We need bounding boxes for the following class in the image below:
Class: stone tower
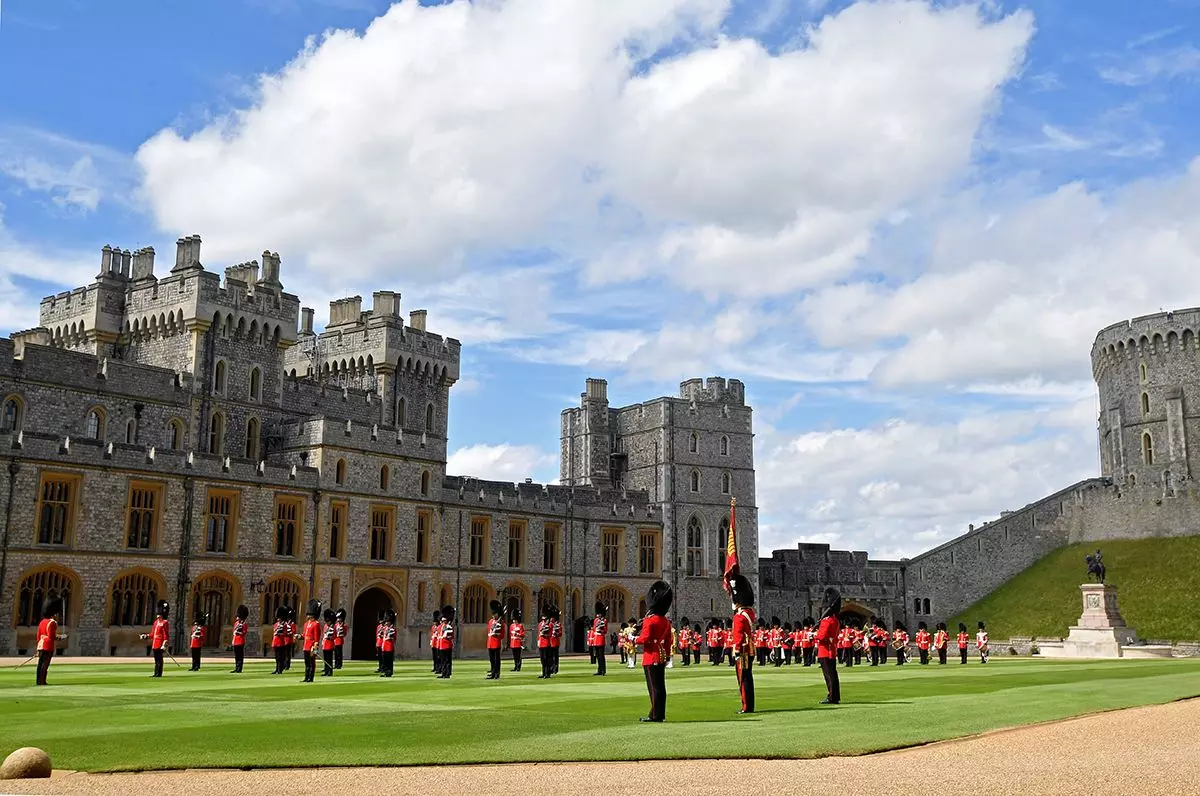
[561,376,758,622]
[1092,309,1200,491]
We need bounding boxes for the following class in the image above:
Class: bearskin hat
[958,622,967,632]
[306,599,321,619]
[771,616,781,627]
[594,600,607,616]
[783,622,793,632]
[194,611,208,625]
[432,609,442,622]
[276,604,290,621]
[821,588,841,619]
[680,616,690,627]
[803,616,814,628]
[384,608,397,623]
[41,597,62,619]
[918,621,928,630]
[726,573,754,608]
[236,604,249,621]
[378,609,387,622]
[978,621,986,630]
[334,608,346,622]
[442,605,456,622]
[287,606,297,621]
[323,609,336,623]
[490,600,503,617]
[545,604,559,620]
[511,608,523,624]
[894,621,906,631]
[937,622,946,631]
[646,580,673,616]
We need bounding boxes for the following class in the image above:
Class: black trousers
[489,647,501,678]
[736,658,754,713]
[378,647,384,672]
[960,647,968,664]
[36,651,53,685]
[274,646,288,674]
[620,645,627,663]
[643,664,666,721]
[589,645,596,663]
[854,648,863,665]
[880,645,889,663]
[285,644,293,669]
[323,648,334,676]
[233,644,245,672]
[441,649,453,678]
[539,647,551,677]
[680,648,690,666]
[512,647,522,670]
[335,645,344,669]
[692,649,700,664]
[593,646,606,674]
[820,657,840,704]
[190,648,201,670]
[938,647,947,664]
[551,647,560,673]
[382,650,394,677]
[303,651,316,682]
[153,648,165,677]
[919,649,929,665]
[870,646,879,666]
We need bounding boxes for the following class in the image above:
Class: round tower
[1091,308,1200,489]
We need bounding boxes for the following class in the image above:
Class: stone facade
[0,236,693,660]
[758,543,903,626]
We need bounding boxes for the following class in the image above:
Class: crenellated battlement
[440,475,659,518]
[679,376,746,406]
[1091,307,1200,379]
[0,341,191,403]
[278,413,446,461]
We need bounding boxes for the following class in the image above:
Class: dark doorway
[352,587,394,661]
[573,617,588,653]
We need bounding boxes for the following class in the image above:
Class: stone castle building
[758,308,1200,632]
[0,236,757,659]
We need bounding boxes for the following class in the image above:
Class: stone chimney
[409,309,427,332]
[372,291,400,318]
[300,307,315,335]
[98,245,114,278]
[259,251,281,288]
[329,296,363,326]
[172,235,202,272]
[131,247,156,281]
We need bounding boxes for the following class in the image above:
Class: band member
[285,606,296,670]
[768,617,782,667]
[790,623,803,665]
[380,609,396,677]
[892,621,909,665]
[667,623,677,669]
[866,616,880,666]
[140,600,171,678]
[549,606,562,674]
[678,616,691,666]
[624,621,638,668]
[706,621,720,665]
[691,623,702,664]
[976,621,989,664]
[782,622,794,665]
[816,588,841,705]
[376,609,385,673]
[34,598,64,686]
[487,600,504,679]
[189,612,207,671]
[915,622,931,665]
[270,605,288,674]
[434,609,448,672]
[725,574,757,715]
[934,622,949,664]
[438,605,456,678]
[852,623,865,666]
[301,600,321,683]
[636,580,674,722]
[322,609,336,677]
[231,605,248,673]
[837,625,853,668]
[537,608,552,678]
[799,618,816,666]
[333,608,347,669]
[877,620,891,664]
[957,622,969,664]
[753,620,767,667]
[509,608,525,671]
[592,600,608,676]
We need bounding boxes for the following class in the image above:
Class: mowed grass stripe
[1,657,1197,771]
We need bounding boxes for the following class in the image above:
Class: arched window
[245,418,260,460]
[397,397,406,427]
[192,573,236,644]
[722,472,731,494]
[85,408,104,440]
[690,470,700,492]
[125,419,137,444]
[213,360,226,395]
[15,567,77,628]
[425,403,435,432]
[1,396,22,433]
[498,583,528,619]
[538,584,563,619]
[462,583,491,624]
[167,419,184,450]
[335,459,347,485]
[208,412,225,454]
[716,516,730,574]
[420,470,430,496]
[923,598,931,614]
[108,570,164,626]
[914,598,921,613]
[1140,363,1147,383]
[685,516,703,577]
[595,586,628,622]
[249,368,261,401]
[261,577,302,625]
[720,435,729,456]
[689,432,698,453]
[1143,433,1154,465]
[439,585,452,609]
[379,465,390,490]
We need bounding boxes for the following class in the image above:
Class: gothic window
[36,473,78,545]
[601,528,621,572]
[690,470,700,492]
[213,360,227,395]
[689,432,698,453]
[722,472,732,494]
[167,419,184,450]
[543,522,560,570]
[125,419,137,444]
[421,470,430,496]
[245,418,260,460]
[125,481,162,550]
[685,516,703,577]
[716,516,730,574]
[397,397,406,427]
[923,598,931,614]
[1141,392,1150,416]
[380,465,390,490]
[262,577,301,625]
[108,571,162,626]
[1,396,21,433]
[720,435,729,455]
[462,583,490,624]
[508,520,526,568]
[208,412,225,454]
[328,501,346,559]
[15,568,75,627]
[369,506,393,561]
[205,489,237,553]
[335,459,347,485]
[596,586,627,622]
[85,408,104,440]
[914,598,921,613]
[1140,363,1147,383]
[415,510,430,563]
[469,516,488,566]
[275,496,302,557]
[1143,433,1154,465]
[425,403,435,432]
[249,368,261,401]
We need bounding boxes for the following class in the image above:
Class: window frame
[85,407,105,440]
[416,509,431,564]
[543,522,560,571]
[507,519,526,569]
[601,527,623,574]
[35,470,81,547]
[469,515,490,567]
[1,394,23,433]
[249,367,262,402]
[208,412,225,455]
[245,417,260,460]
[125,480,165,551]
[274,494,305,557]
[369,504,394,562]
[638,528,661,575]
[328,500,347,560]
[204,488,240,554]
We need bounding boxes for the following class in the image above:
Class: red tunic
[272,620,286,648]
[438,620,455,651]
[151,617,170,650]
[916,630,931,650]
[36,618,58,653]
[334,620,346,647]
[487,617,503,650]
[232,619,247,647]
[381,624,395,653]
[509,622,525,649]
[816,615,840,659]
[957,631,969,649]
[636,615,673,665]
[729,608,756,661]
[322,622,335,651]
[537,619,551,648]
[302,619,319,653]
[591,616,607,647]
[189,623,206,649]
[550,620,562,648]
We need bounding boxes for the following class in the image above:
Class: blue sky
[2,0,1199,558]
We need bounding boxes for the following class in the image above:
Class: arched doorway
[839,601,871,627]
[192,572,237,648]
[352,587,394,661]
[573,616,588,653]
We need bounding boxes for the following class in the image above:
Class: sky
[2,0,1199,561]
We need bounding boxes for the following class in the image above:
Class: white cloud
[0,125,136,213]
[0,208,100,332]
[1099,45,1200,86]
[447,442,558,484]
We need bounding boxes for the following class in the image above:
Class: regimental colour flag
[723,497,740,595]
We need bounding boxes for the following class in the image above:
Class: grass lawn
[2,654,1198,772]
[948,537,1200,641]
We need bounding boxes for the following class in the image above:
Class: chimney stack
[131,247,156,280]
[409,309,427,332]
[301,307,315,335]
[372,291,401,317]
[259,251,281,287]
[172,234,202,272]
[99,245,114,278]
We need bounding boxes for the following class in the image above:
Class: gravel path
[4,699,1197,796]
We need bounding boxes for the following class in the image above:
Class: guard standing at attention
[322,608,337,677]
[678,616,691,666]
[934,622,949,664]
[438,605,456,678]
[509,608,525,671]
[429,609,442,673]
[815,588,841,705]
[189,612,207,671]
[376,609,386,673]
[140,600,171,678]
[976,621,990,664]
[487,600,504,679]
[380,609,397,677]
[34,598,65,686]
[537,608,552,678]
[957,622,970,664]
[636,580,674,722]
[231,605,248,673]
[915,622,932,665]
[727,574,757,715]
[333,608,347,669]
[592,600,608,676]
[285,606,297,671]
[301,600,321,683]
[270,605,289,674]
[549,605,563,674]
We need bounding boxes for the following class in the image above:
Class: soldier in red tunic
[429,609,441,673]
[957,622,970,664]
[727,573,756,714]
[188,612,207,671]
[635,580,673,722]
[934,622,949,665]
[549,606,562,674]
[140,600,171,678]
[438,605,456,678]
[333,608,347,670]
[321,608,337,677]
[380,608,397,677]
[508,607,525,671]
[677,616,691,666]
[915,621,932,665]
[34,598,65,686]
[816,589,841,705]
[893,621,909,665]
[301,600,321,683]
[231,605,248,673]
[591,600,608,676]
[691,623,702,665]
[486,600,504,680]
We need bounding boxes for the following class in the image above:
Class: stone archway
[352,586,394,661]
[839,600,871,626]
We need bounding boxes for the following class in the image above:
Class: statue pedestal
[1062,584,1137,658]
